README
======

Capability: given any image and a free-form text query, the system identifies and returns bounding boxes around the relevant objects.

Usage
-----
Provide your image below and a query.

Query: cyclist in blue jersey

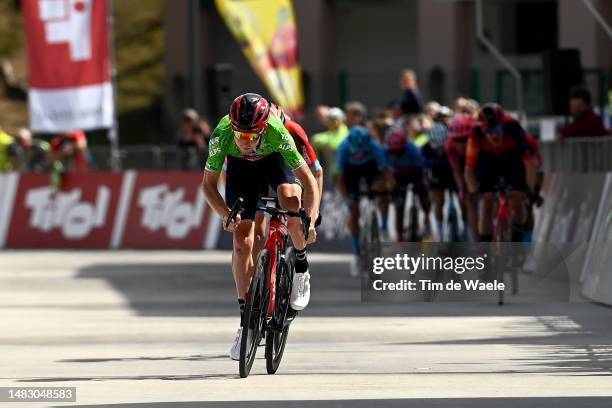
[381,127,431,241]
[337,126,395,276]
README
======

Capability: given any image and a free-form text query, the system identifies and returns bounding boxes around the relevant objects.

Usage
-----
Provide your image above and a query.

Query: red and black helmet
[478,103,505,129]
[229,93,271,132]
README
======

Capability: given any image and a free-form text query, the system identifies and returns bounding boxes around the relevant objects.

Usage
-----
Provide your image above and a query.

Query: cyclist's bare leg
[373,179,388,232]
[232,220,255,299]
[394,197,405,241]
[379,191,390,233]
[510,191,527,224]
[479,192,496,240]
[432,189,444,237]
[417,187,432,227]
[277,183,306,251]
[463,196,479,240]
[348,203,360,237]
[510,191,528,241]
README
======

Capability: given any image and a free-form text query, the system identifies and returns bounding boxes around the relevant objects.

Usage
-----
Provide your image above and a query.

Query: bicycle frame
[261,213,289,317]
[493,188,512,241]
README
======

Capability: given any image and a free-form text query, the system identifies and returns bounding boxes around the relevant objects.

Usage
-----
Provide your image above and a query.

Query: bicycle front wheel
[266,248,295,374]
[239,250,268,378]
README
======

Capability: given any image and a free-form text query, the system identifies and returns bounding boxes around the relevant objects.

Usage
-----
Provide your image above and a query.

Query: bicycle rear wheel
[265,248,295,374]
[494,219,510,306]
[239,250,268,378]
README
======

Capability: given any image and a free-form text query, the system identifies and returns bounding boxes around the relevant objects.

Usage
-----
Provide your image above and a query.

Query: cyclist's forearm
[294,165,319,218]
[202,171,230,217]
[525,161,536,192]
[337,173,347,197]
[313,167,324,206]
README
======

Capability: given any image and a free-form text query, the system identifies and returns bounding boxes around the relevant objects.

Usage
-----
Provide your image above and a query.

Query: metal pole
[107,0,121,170]
[583,0,612,40]
[474,0,526,126]
[189,0,202,112]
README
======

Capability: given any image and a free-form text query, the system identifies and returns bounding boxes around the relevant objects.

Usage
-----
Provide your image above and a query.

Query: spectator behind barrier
[559,86,610,141]
[315,105,330,131]
[8,128,51,172]
[371,109,393,144]
[399,69,425,116]
[177,108,200,144]
[0,126,15,171]
[311,107,349,176]
[344,101,368,128]
[50,130,90,173]
[180,119,211,170]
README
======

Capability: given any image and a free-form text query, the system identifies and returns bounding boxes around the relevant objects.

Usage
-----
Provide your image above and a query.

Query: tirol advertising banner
[121,172,218,249]
[216,0,304,120]
[6,172,123,248]
[22,0,113,132]
[2,172,222,249]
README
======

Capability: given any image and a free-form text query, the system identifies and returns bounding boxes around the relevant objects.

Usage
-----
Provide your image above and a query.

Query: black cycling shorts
[393,168,427,202]
[475,151,527,193]
[429,163,457,191]
[225,153,301,220]
[343,160,384,197]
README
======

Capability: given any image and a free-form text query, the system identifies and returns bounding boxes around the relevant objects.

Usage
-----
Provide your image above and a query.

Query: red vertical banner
[22,0,113,132]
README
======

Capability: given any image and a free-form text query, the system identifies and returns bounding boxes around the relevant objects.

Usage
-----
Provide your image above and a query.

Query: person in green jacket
[0,128,15,172]
[311,107,349,175]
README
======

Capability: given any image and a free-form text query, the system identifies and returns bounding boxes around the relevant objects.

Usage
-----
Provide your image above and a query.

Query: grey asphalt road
[0,250,611,408]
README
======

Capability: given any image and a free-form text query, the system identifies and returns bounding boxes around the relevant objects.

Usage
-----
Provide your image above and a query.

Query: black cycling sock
[480,234,493,242]
[238,299,245,326]
[294,247,309,274]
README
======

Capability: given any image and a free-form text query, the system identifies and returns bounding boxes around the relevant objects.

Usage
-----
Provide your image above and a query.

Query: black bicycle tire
[265,248,294,374]
[409,205,419,242]
[239,250,268,378]
[494,219,508,305]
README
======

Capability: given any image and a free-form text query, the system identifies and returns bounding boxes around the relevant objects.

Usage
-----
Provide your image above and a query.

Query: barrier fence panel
[541,138,612,172]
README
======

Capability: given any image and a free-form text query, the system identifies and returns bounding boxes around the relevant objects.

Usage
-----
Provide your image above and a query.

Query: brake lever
[225,198,244,229]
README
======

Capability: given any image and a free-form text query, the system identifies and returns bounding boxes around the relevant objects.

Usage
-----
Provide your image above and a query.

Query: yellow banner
[216,0,304,120]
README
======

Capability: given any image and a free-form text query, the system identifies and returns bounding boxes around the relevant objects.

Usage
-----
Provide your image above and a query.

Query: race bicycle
[351,190,383,282]
[227,197,310,378]
[491,177,521,305]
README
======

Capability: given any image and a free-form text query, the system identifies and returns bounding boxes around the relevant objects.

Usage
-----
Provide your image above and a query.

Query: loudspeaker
[542,49,583,115]
[206,63,233,121]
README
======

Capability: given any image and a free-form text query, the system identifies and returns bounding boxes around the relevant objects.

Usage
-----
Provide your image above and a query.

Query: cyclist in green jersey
[201,93,319,360]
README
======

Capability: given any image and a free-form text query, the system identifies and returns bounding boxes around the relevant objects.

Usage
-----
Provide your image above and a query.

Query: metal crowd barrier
[541,137,612,172]
[88,145,185,170]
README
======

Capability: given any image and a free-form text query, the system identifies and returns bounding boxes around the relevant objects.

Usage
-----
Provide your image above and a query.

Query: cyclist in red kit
[465,103,536,242]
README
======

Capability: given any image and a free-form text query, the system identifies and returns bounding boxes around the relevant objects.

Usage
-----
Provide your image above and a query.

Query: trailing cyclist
[250,103,324,261]
[421,107,455,240]
[336,126,395,276]
[201,93,319,360]
[446,113,479,240]
[464,103,537,242]
[382,126,430,242]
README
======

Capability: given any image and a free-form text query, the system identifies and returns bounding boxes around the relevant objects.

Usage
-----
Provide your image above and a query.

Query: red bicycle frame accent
[493,190,511,240]
[261,215,289,316]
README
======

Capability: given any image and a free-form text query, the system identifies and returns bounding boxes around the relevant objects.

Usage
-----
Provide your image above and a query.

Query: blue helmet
[347,126,371,154]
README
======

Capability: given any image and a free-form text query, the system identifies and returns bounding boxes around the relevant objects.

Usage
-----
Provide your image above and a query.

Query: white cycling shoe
[229,327,242,361]
[290,270,310,310]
